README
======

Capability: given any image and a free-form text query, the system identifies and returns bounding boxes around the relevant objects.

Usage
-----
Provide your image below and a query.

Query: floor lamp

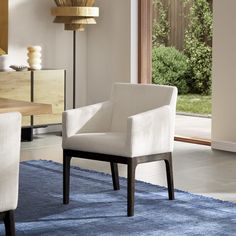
[51,0,99,109]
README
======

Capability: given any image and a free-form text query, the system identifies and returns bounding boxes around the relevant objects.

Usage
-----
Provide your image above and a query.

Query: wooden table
[0,97,52,141]
[0,97,52,115]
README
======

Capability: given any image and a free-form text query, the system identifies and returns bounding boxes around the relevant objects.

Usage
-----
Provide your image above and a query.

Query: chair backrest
[110,83,177,132]
[0,112,21,213]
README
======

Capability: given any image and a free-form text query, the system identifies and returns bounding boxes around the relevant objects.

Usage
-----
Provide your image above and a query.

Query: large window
[138,0,212,144]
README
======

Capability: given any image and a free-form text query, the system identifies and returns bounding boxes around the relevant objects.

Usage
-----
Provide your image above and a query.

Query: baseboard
[211,140,236,153]
[174,136,211,146]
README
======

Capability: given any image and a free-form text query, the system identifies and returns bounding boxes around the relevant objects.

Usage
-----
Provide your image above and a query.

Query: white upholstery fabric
[0,112,21,212]
[110,83,176,132]
[127,105,172,157]
[64,132,126,156]
[63,83,177,157]
[63,101,113,139]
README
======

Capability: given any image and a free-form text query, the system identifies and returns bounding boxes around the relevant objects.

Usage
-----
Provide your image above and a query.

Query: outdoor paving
[175,114,211,140]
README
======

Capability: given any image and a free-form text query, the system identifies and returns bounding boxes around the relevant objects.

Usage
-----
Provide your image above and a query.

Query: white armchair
[62,83,177,216]
[0,112,21,236]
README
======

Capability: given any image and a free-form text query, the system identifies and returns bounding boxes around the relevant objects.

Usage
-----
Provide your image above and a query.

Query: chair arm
[0,112,21,212]
[126,105,174,157]
[62,101,113,138]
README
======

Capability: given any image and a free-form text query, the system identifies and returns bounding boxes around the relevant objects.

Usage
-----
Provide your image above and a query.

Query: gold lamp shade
[51,0,99,31]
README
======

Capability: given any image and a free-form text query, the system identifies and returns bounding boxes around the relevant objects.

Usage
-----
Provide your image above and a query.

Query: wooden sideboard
[0,97,52,115]
[0,69,65,140]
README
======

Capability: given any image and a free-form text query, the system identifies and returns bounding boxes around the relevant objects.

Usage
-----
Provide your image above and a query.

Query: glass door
[151,0,213,144]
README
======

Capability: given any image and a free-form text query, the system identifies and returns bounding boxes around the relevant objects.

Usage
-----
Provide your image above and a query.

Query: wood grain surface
[33,70,64,125]
[0,70,65,126]
[0,98,52,116]
[0,71,31,125]
[0,0,8,54]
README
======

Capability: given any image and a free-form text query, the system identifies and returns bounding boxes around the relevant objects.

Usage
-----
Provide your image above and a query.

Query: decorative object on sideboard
[27,46,42,70]
[51,0,99,109]
[0,55,7,70]
[9,65,28,71]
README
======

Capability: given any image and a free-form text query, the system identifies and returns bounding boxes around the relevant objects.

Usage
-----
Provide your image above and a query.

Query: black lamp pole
[51,2,99,108]
[73,30,76,109]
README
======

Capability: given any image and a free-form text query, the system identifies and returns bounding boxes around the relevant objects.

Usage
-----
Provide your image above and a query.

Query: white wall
[0,0,87,108]
[74,0,139,174]
[212,0,236,152]
[1,0,138,107]
[87,0,138,104]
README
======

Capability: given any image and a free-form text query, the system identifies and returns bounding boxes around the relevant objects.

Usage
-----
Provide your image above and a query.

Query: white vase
[0,55,7,70]
[27,46,42,70]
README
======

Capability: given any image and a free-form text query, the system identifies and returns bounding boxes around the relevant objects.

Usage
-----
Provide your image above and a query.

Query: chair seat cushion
[63,132,128,157]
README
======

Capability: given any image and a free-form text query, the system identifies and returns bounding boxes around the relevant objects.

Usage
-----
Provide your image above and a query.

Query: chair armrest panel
[126,105,173,157]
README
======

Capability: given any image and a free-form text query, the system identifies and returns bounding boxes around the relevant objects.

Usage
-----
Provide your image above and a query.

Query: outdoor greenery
[152,46,190,94]
[184,0,213,95]
[152,0,213,114]
[177,94,211,115]
[152,0,170,47]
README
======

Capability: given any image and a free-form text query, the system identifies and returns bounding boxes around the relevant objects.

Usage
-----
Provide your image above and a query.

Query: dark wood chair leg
[165,153,175,200]
[110,162,120,191]
[63,151,72,204]
[4,210,15,236]
[127,159,137,217]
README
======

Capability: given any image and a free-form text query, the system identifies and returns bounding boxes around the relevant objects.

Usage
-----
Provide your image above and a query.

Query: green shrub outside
[185,38,212,94]
[152,46,191,94]
[184,0,213,95]
[152,0,170,47]
[152,0,213,96]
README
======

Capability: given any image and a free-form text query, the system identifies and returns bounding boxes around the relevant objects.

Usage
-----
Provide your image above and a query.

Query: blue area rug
[1,160,236,236]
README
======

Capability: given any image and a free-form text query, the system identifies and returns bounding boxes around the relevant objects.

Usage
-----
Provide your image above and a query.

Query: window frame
[138,1,211,146]
[138,0,152,84]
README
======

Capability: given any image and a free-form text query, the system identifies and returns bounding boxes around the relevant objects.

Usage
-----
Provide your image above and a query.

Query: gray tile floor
[21,132,236,203]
